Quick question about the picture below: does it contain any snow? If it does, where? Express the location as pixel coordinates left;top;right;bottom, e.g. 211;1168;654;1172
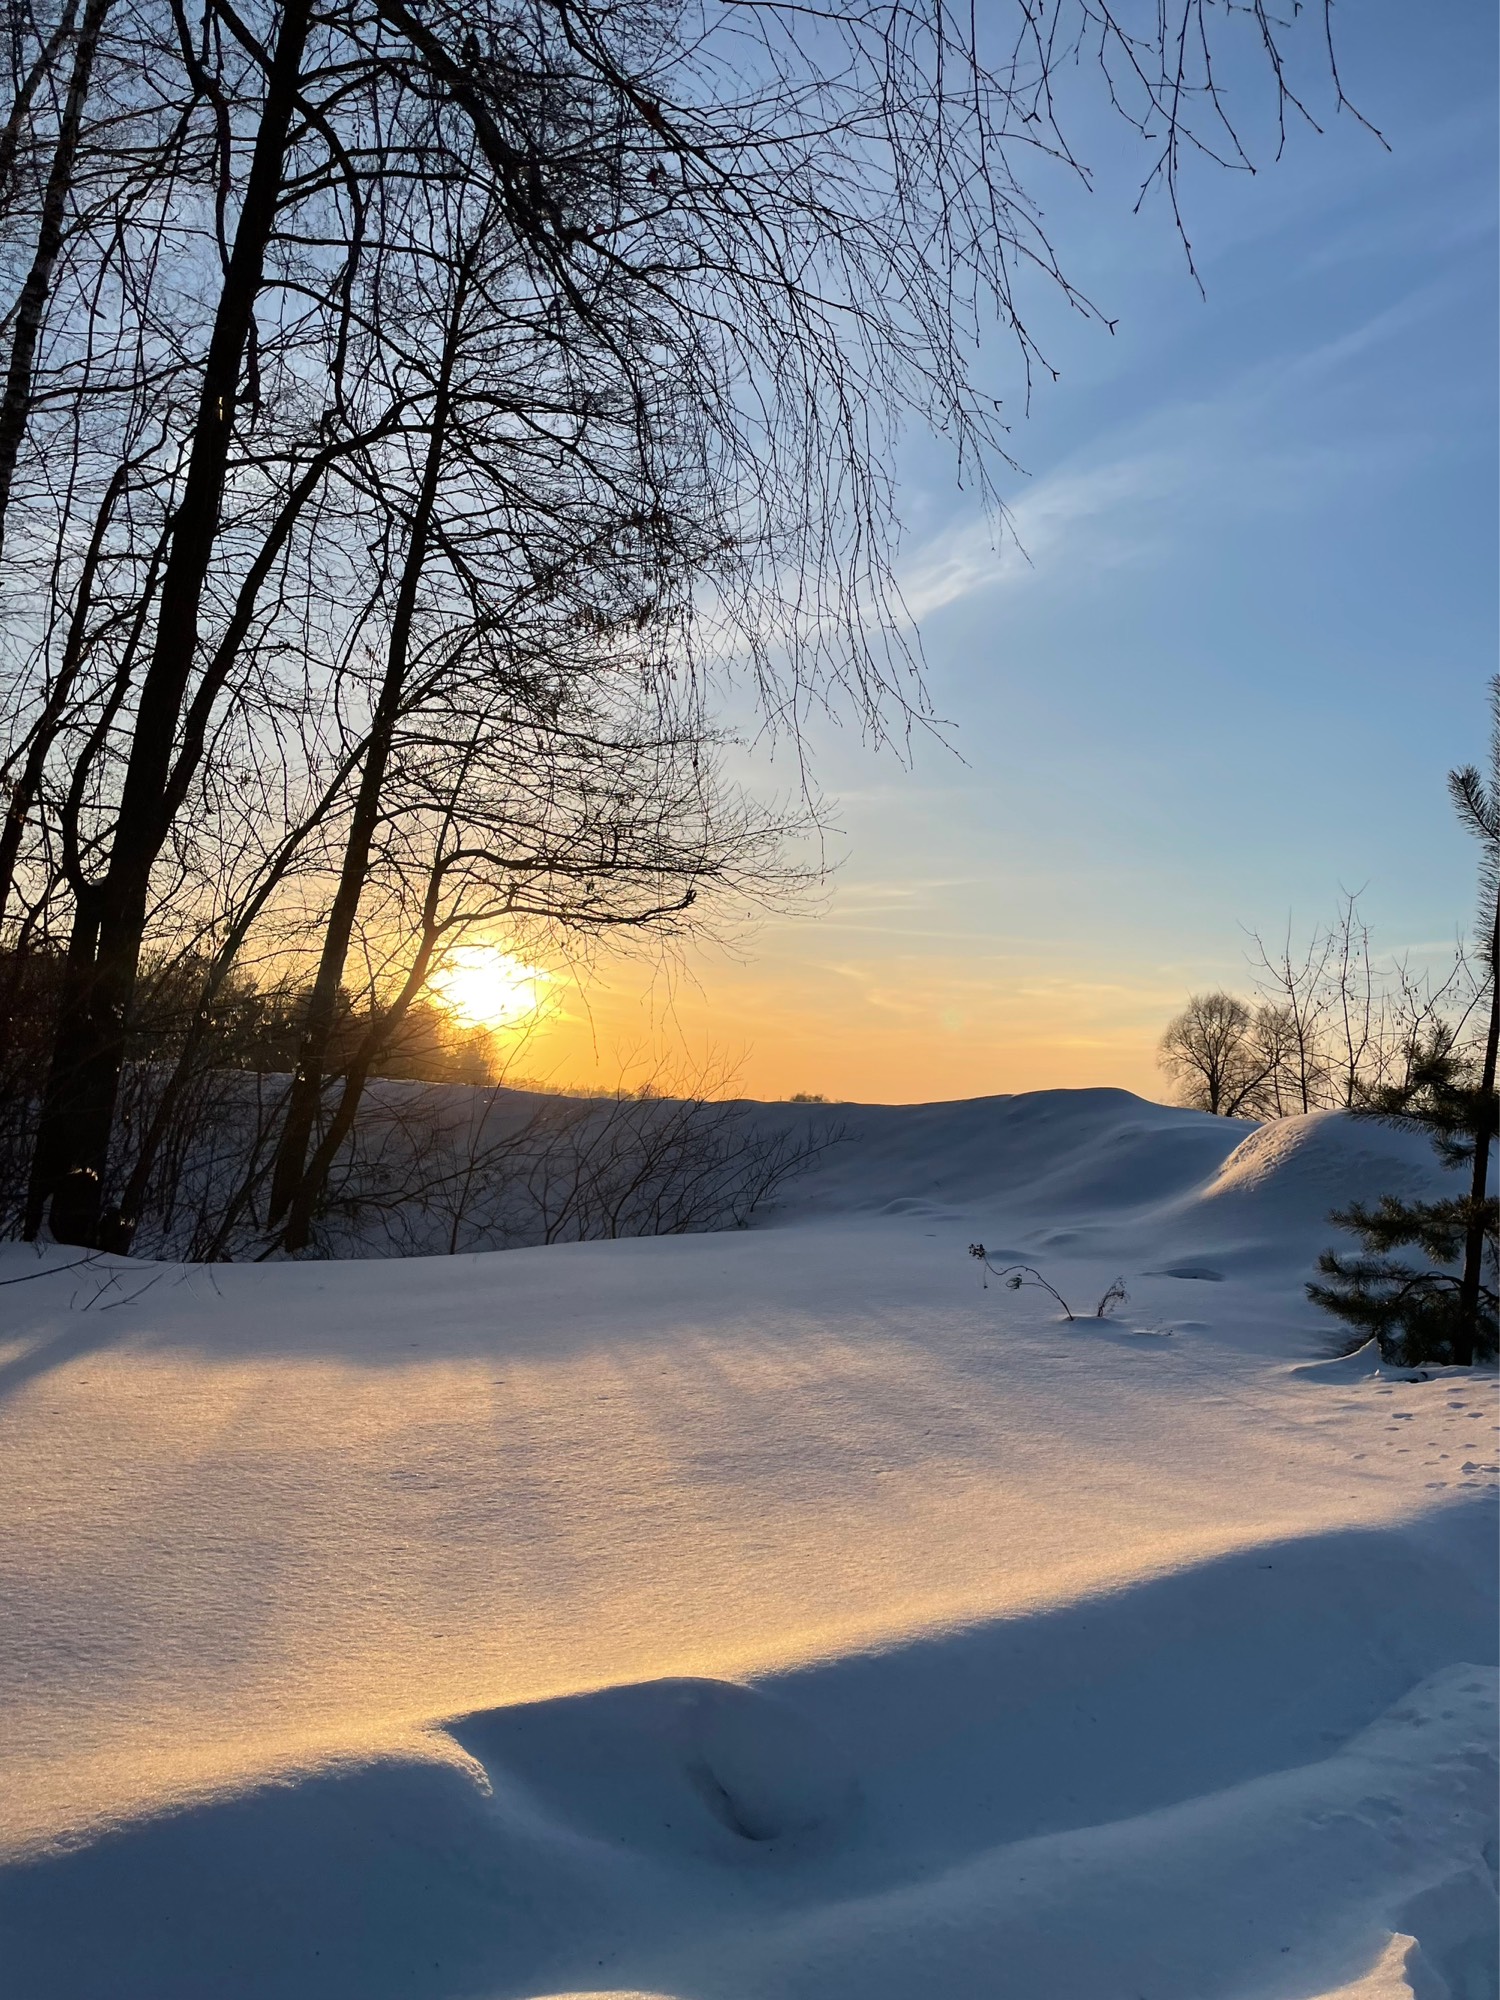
0;1089;1494;1998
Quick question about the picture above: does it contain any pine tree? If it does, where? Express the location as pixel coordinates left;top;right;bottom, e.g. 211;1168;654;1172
1308;685;1499;1369
1308;1031;1497;1365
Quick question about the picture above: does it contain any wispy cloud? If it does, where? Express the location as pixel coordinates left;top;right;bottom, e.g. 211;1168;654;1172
898;277;1471;624
900;454;1179;621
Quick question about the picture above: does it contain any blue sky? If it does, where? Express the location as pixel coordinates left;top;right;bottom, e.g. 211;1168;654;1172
538;0;1497;1102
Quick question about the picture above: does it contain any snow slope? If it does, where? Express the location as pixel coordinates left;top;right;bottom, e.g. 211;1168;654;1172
0;1089;1494;1998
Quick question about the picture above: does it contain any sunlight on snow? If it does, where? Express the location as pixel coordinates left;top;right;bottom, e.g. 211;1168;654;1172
3;1213;1486;1855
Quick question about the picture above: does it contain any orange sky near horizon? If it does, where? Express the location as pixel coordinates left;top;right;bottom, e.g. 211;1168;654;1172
488;923;1186;1106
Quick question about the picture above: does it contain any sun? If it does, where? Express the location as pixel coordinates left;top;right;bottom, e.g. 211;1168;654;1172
429;946;548;1031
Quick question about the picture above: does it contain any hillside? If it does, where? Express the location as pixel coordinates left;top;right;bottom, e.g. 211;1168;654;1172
0;1088;1494;1999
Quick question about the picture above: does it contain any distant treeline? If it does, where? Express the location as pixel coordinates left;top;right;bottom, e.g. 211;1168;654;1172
1158;892;1484;1120
0;946;843;1258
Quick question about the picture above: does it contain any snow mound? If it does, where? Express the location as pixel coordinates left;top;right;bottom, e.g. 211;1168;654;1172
451;1675;859;1853
712;1663;1498;2000
1138;1109;1447;1272
1201;1111;1437;1211
786;1086;1251;1221
784;1091;1458;1289
3;1510;1493;1999
781;1095;1456;1282
1288;1339;1464;1385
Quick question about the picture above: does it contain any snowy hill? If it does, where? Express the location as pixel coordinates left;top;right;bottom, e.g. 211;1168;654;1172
754;1084;1253;1218
762;1088;1442;1266
0;1089;1493;1998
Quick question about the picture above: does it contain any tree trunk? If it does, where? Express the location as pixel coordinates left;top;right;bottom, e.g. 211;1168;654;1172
277;909;445;1253
113;734;371;1232
0;0;111;552
22;0;315;1244
0;457;129;935
21;886;101;1238
1456;890;1500;1366
268;342;457;1241
0;0;82;216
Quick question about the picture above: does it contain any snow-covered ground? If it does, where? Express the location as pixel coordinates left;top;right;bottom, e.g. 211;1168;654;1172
1;1089;1495;1998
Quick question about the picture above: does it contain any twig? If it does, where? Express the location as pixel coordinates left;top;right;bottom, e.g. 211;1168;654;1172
968;1246;1075;1318
0;1253;100;1287
98;1272;163;1311
1094;1276;1129;1318
967;1247;1129;1322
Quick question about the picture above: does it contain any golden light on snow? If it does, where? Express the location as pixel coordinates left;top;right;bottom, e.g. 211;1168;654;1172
2;1204;1490;1857
430;945;548;1029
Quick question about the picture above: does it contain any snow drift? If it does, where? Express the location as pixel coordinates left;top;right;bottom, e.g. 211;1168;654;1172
0;1087;1493;1999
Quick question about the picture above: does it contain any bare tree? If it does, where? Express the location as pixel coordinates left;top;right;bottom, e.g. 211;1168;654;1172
267;695;803;1250
1158;991;1274;1116
1241;891;1479;1116
2;0;1372;1248
0;0;113;550
1165;882;1489;1127
1246;924;1332;1113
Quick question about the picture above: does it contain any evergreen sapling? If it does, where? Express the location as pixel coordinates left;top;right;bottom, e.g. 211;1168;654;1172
1309;687;1500;1367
